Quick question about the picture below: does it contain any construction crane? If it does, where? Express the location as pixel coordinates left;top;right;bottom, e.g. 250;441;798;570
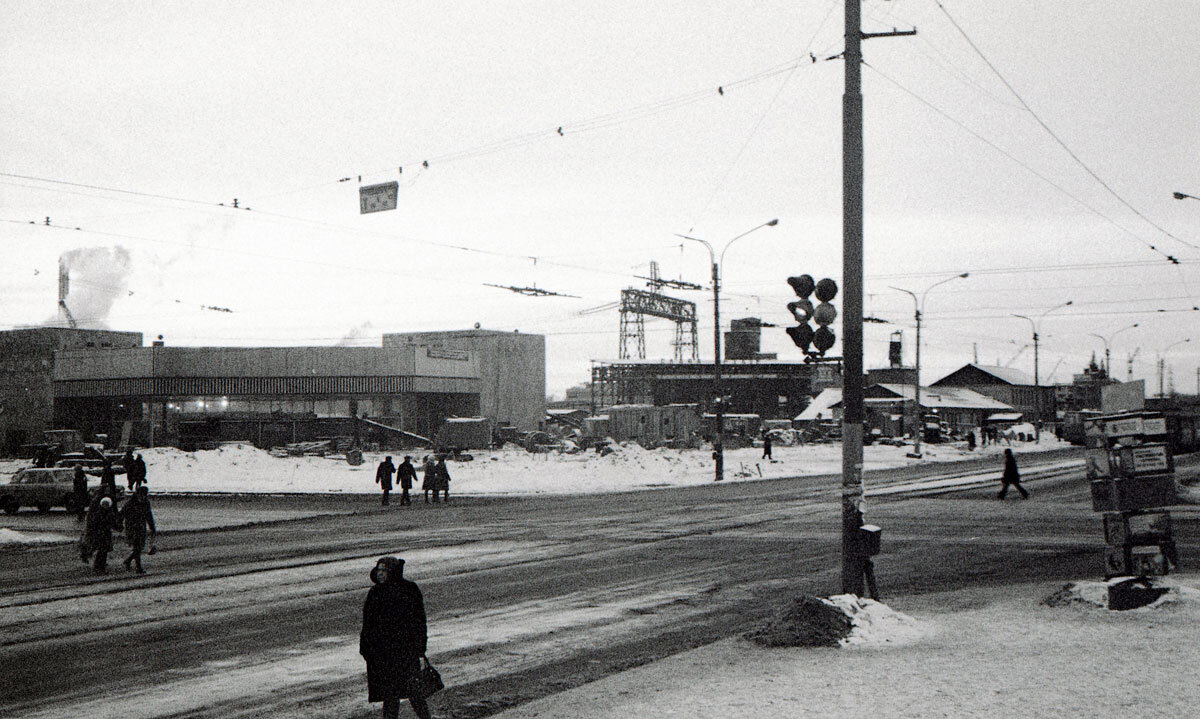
1127;348;1140;381
1003;343;1029;368
57;260;77;328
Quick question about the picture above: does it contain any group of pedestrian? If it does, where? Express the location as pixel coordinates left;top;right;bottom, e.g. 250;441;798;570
78;484;156;574
375;456;420;506
375;454;451;506
123;449;148;490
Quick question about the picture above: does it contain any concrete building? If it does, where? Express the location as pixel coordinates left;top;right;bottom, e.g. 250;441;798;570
931;364;1056;427
0;328;143;454
53;344;482;446
383;329;545;431
590;359;841;422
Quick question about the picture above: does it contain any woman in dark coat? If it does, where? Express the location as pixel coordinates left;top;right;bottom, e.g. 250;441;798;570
434;457;451;503
360;556;431;719
997;448;1029;499
80;491;122;573
421;456;437;503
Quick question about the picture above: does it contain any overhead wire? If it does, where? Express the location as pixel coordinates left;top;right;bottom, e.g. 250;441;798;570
931;0;1200;254
864;62;1185;264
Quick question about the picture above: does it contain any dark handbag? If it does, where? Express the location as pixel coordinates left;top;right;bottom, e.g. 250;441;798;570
408;656;444;698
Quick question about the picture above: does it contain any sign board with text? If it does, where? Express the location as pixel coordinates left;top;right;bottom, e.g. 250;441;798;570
359;182;399;214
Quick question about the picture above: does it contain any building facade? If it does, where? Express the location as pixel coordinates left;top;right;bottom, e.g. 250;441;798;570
52;344;482;446
0;328;143;454
383;329;546;431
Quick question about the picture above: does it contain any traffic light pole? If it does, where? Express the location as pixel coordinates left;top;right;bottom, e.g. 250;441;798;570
842;1;914;595
841;0;866;596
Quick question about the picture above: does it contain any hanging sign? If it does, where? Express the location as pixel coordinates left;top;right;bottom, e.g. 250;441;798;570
359;182;399;214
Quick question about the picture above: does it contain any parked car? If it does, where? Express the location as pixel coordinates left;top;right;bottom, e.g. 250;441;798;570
0;467;123;514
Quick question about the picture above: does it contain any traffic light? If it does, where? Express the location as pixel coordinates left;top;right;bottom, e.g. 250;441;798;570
786;275;838;359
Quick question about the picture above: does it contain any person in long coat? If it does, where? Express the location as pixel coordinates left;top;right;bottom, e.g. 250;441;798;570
434;457;451;503
360;556;432;719
421;456;437;503
375;456;396;506
73;465;89;522
120;486;156;573
396;456;417;506
997;448;1029;500
80;490;122;574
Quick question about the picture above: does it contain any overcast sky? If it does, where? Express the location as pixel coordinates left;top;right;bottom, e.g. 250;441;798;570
3;1;1199;397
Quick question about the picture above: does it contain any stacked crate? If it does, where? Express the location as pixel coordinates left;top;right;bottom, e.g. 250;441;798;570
1086;412;1179;578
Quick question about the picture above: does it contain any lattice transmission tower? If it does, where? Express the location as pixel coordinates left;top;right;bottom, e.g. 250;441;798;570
618;261;699;361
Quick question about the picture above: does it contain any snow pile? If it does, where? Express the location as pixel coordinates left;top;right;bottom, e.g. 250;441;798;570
825;594;926;646
745;593;924;649
0;528;72;545
1043;579;1200;610
745;594;852;647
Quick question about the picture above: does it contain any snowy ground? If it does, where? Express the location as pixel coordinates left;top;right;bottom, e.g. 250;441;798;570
494;575;1200;719
0;433;1069;498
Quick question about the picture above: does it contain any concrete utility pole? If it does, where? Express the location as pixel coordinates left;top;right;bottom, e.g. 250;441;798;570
890;273;968;459
841;1;914;595
1089;323;1138;377
1013;301;1071;443
677;220;778;483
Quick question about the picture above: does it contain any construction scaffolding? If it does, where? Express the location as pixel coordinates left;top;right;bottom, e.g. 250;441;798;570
618;289;698;361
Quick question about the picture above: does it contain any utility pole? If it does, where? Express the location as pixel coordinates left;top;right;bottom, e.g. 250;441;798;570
841;1;914;595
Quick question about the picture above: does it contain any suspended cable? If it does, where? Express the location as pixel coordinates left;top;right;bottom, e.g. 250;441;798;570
931;0;1200;253
864;62;1186;264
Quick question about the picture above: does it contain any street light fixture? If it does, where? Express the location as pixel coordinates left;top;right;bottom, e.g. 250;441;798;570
1088;323;1139;377
1013;300;1073;442
1173;191;1199;201
1157;337;1192;397
889;272;969;458
676;219;780;482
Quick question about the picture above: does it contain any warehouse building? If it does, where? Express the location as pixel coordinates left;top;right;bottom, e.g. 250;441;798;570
383;329;546;432
1;327;545;453
0;328;143;454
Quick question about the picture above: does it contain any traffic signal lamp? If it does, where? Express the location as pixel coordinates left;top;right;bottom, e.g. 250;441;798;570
786;274;838;359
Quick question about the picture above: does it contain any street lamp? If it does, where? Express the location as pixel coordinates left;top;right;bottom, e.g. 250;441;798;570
889;272;969;458
676;219;780;482
1013;300;1073;442
1173;191;1200;201
1157;337;1192;397
1088;323;1139;377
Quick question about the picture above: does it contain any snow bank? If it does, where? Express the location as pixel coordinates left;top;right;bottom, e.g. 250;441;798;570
1043;579;1200;610
825;594;926;646
62;435;1069;496
0;528;73;545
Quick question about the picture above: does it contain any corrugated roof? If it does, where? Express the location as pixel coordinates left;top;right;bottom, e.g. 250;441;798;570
795;388;842;421
874;384;1013;410
937;363;1034;386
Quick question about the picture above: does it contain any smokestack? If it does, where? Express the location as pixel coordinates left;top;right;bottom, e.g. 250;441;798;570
889;331;903;368
46;246;132;329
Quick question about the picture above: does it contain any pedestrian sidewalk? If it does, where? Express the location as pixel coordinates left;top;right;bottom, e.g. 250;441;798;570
492;575;1200;719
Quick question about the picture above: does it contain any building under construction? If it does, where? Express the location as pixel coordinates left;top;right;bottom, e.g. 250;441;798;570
591;318;841;421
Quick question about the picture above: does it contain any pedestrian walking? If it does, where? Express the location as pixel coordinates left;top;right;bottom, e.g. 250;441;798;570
376;456;396;506
120;486;156;574
397;456;417;506
762;432;773;460
966;430;976;451
360;556;433;719
122;449;136;490
73;464;88;522
434;456;451;503
100;459;117;496
997;448;1029;500
131;453;148;489
421;456;437;503
80;489;122;574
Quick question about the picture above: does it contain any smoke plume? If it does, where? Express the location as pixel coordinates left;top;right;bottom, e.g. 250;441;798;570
45;246;133;329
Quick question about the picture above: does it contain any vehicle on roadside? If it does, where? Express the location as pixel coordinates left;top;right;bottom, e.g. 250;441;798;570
0;467;124;515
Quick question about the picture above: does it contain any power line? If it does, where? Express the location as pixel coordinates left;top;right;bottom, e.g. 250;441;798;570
931;0;1200;254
